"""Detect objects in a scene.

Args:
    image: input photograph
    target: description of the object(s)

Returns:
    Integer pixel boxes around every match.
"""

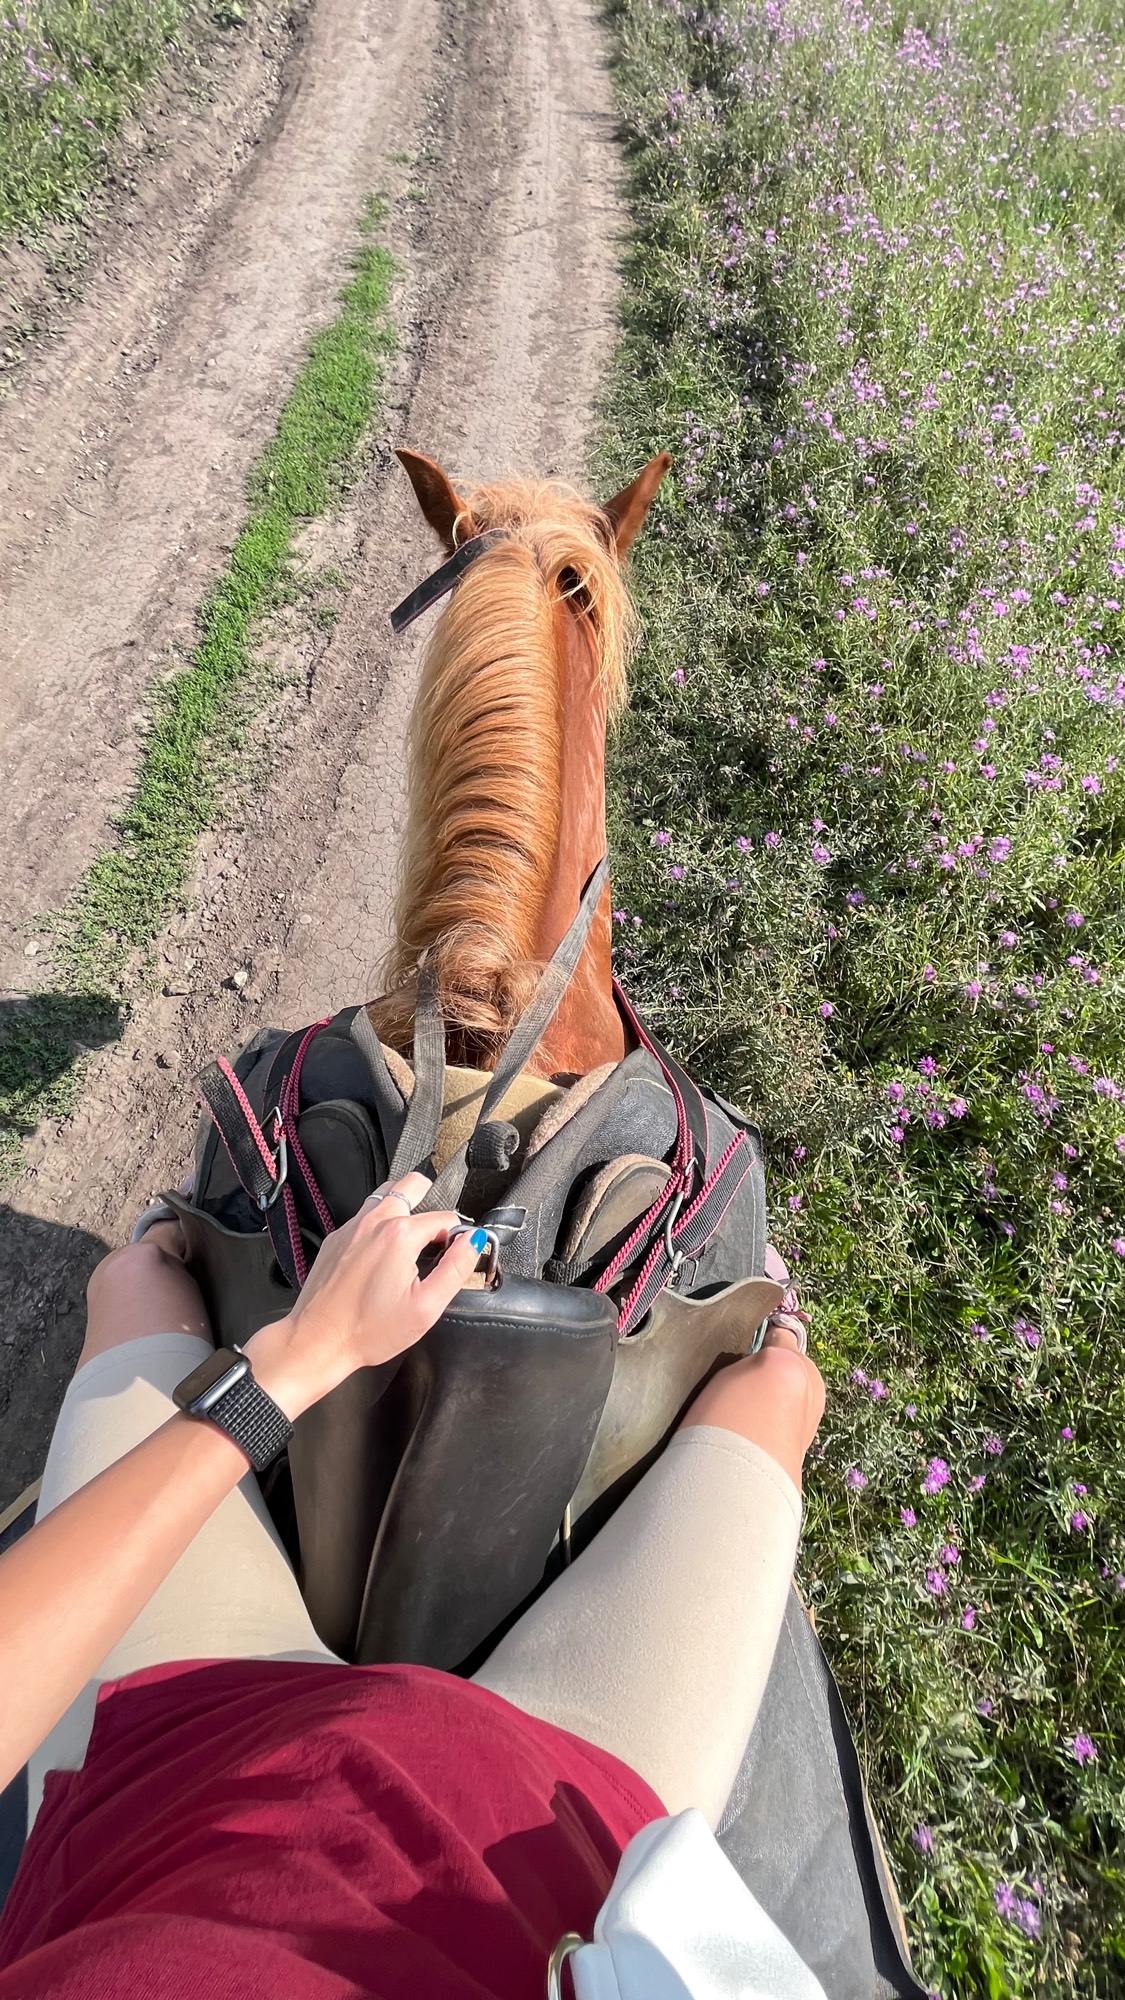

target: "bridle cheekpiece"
[388,528,513,633]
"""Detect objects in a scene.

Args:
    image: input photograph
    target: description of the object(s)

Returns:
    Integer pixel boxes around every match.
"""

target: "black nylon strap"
[346,1004,410,1161]
[196,1057,302,1290]
[389,530,512,633]
[421,856,611,1213]
[613,984,710,1185]
[196,1062,279,1212]
[388,960,445,1180]
[618,1135,753,1336]
[259,1029,317,1287]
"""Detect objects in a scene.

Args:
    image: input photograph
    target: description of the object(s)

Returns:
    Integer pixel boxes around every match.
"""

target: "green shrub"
[601,1,1125,1991]
[1,0,185,240]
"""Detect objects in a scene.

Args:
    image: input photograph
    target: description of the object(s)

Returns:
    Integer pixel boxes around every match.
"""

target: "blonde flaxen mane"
[368,478,635,1063]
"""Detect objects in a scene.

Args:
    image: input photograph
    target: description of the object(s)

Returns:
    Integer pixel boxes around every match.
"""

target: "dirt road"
[0,0,624,1505]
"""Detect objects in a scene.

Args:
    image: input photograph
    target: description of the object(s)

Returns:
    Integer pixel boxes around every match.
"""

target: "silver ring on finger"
[365,1185,415,1214]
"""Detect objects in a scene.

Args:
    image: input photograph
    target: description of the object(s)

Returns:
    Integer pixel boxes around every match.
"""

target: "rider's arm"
[0,1186,477,1796]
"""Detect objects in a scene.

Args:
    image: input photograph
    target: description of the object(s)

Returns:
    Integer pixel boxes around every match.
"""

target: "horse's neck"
[527,603,626,1080]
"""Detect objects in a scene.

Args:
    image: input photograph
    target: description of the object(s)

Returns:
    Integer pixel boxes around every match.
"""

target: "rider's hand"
[242,1173,482,1420]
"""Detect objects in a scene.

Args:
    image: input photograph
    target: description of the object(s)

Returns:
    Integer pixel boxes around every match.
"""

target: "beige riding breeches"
[30,1333,801,1832]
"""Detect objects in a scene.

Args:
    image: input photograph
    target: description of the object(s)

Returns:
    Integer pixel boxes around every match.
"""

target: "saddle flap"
[567,1276,784,1539]
[354,1277,617,1670]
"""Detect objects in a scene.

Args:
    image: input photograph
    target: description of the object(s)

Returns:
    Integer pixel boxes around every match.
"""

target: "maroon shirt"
[0,1659,664,1998]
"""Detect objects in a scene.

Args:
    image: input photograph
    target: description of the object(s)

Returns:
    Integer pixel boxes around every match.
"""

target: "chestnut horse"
[367,447,672,1081]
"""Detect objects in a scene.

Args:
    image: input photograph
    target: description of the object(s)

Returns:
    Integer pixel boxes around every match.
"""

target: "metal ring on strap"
[256,1111,288,1211]
[546,1933,584,2000]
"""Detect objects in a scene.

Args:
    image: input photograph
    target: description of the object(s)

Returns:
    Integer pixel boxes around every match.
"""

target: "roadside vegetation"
[0,206,396,1181]
[0,0,189,240]
[600,2,1125,1994]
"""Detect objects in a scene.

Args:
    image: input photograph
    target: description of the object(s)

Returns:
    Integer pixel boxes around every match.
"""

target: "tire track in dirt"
[0,0,624,1501]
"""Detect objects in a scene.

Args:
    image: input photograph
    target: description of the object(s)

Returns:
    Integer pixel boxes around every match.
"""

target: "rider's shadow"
[0,1197,108,1513]
[0,988,121,1510]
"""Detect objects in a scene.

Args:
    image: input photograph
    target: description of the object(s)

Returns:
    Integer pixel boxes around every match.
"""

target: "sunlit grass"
[0,0,187,241]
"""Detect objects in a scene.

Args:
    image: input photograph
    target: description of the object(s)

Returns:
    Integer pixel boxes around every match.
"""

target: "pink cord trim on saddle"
[282,1183,309,1288]
[594,978,697,1315]
[279,1019,336,1238]
[614,1130,751,1335]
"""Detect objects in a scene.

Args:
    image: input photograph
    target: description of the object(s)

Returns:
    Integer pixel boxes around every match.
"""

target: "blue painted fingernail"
[470,1228,489,1252]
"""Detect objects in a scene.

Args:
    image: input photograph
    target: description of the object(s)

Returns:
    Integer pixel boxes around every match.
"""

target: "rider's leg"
[77,1225,209,1360]
[474,1326,823,1829]
[28,1235,337,1829]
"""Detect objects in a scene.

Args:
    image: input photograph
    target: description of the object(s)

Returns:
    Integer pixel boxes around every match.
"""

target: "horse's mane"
[369,478,634,1063]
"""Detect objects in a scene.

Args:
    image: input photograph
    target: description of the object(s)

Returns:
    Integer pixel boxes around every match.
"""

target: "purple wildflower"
[994,1883,1040,1938]
[1071,1732,1097,1766]
[922,1457,950,1497]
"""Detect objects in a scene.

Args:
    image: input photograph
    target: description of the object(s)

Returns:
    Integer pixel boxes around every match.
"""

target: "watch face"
[173,1346,247,1413]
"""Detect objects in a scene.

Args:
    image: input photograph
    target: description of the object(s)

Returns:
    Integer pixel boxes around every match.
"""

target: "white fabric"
[568,1809,827,2000]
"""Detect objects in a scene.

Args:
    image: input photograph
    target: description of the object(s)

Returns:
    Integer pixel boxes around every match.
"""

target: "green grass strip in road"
[1,204,396,1181]
[62,213,396,985]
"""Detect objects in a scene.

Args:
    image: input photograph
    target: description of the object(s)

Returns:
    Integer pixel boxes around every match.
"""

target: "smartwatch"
[172,1345,294,1472]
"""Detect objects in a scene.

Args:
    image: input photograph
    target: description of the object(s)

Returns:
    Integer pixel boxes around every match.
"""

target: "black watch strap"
[174,1348,295,1472]
[203,1368,295,1472]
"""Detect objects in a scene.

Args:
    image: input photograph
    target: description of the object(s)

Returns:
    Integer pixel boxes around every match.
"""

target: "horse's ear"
[601,451,673,557]
[396,449,475,552]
